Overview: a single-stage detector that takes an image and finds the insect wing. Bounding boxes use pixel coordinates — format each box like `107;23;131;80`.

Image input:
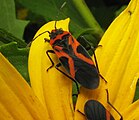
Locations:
84;100;115;120
74;56;99;89
57;46;99;89
50;30;99;89
71;38;99;89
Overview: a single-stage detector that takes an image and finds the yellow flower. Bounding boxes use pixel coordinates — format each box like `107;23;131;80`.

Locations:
75;0;139;120
0;52;50;120
0;0;139;120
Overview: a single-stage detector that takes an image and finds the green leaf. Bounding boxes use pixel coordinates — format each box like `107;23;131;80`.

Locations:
0;28;27;48
0;42;30;83
134;80;139;101
16;0;104;41
91;6;119;30
0;0;29;81
86;0;126;30
0;0;28;39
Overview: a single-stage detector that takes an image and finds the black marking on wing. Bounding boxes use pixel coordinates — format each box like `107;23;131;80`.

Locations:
52;39;61;46
84;100;114;120
74;57;99;89
58;45;99;89
53;34;70;50
62;45;75;56
62;33;70;40
77;45;91;59
59;57;70;73
54;35;99;89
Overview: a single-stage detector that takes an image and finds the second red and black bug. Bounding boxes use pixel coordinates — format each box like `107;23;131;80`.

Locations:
84;100;115;120
83;90;123;120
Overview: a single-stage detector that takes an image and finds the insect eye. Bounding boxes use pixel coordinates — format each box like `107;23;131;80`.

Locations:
57;28;63;34
49;32;57;39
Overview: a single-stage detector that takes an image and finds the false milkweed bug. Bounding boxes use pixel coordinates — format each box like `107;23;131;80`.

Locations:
33;20;106;91
44;24;100;89
78;89;123;120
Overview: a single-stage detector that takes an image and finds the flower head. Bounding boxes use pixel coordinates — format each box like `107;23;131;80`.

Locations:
0;0;139;119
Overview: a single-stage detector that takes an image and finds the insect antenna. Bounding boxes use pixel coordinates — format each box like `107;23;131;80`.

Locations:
54;21;57;30
55;2;67;20
33;2;67;39
26;30;51;47
54;1;67;30
27;2;67;47
32;31;51;41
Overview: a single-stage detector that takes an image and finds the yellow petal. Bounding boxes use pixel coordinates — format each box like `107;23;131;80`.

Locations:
0;53;50;120
29;18;74;120
122;98;139;120
96;0;139;110
75;0;139;119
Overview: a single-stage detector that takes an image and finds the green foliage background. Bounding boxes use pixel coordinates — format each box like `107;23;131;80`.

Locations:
0;0;138;100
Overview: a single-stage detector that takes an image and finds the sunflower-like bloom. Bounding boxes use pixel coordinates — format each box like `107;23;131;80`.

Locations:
0;0;139;120
75;0;139;119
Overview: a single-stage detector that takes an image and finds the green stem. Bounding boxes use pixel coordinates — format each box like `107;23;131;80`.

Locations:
72;0;104;39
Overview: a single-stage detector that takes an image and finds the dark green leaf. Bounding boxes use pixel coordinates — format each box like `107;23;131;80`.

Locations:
16;0;104;41
0;0;28;39
134;80;139;101
0;42;30;83
0;28;27;48
86;0;126;30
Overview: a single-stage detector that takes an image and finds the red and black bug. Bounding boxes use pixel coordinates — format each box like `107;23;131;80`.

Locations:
43;23;100;90
83;90;123;120
84;100;115;120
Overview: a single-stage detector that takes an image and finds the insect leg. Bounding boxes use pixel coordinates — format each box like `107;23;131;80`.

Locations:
106;89;123;120
79;36;99;71
80;36;107;83
92;48;107;83
55;63;80;94
77;109;85;116
46;50;55;71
